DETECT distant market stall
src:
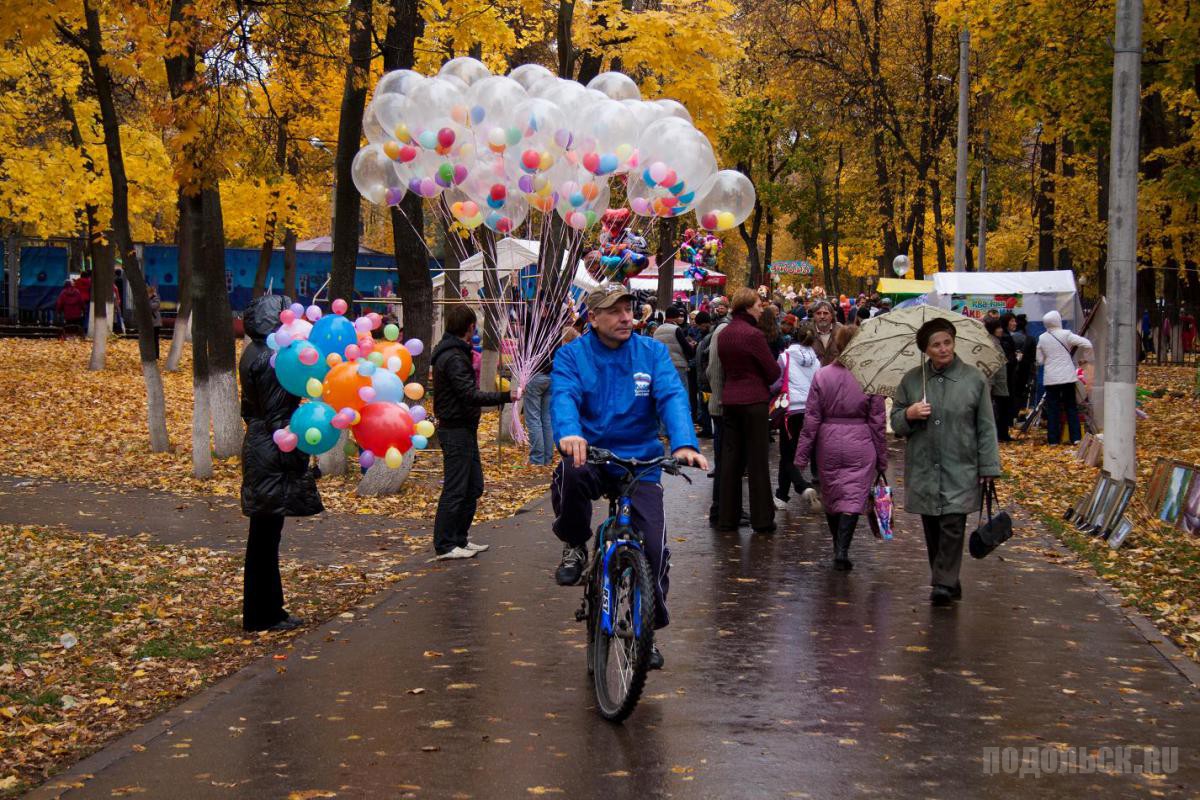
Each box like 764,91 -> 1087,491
926,270 -> 1083,335
876,277 -> 934,303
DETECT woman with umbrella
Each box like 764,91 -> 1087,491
890,318 -> 1001,606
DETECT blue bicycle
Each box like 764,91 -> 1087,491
575,447 -> 690,722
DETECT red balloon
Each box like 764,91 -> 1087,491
489,183 -> 506,201
582,152 -> 601,174
398,145 -> 417,163
353,402 -> 415,456
437,127 -> 455,148
521,149 -> 541,170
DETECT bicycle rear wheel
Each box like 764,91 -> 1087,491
591,544 -> 655,723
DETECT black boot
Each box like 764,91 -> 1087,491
833,514 -> 855,571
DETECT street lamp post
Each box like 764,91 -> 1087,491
953,28 -> 970,271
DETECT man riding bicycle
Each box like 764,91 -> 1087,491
550,282 -> 709,670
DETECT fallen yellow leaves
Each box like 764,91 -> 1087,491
0,524 -> 385,794
1003,366 -> 1200,665
0,340 -> 549,523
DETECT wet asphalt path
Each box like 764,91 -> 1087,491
28,447 -> 1200,799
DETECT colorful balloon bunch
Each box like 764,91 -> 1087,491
679,228 -> 723,284
353,58 -> 757,239
265,298 -> 434,469
586,209 -> 649,282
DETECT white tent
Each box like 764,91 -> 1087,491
926,270 -> 1083,333
429,238 -> 597,340
444,237 -> 597,297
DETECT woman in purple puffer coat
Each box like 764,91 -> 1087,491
794,325 -> 887,570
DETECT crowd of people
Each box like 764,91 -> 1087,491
235,281 -> 1097,644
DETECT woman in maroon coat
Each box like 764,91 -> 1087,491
716,287 -> 782,533
794,325 -> 887,570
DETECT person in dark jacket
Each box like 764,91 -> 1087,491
239,294 -> 323,632
716,287 -> 782,533
431,304 -> 516,559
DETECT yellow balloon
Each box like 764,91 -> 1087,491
404,382 -> 425,401
415,420 -> 435,438
716,211 -> 737,231
385,446 -> 403,469
495,375 -> 510,391
383,140 -> 401,160
394,123 -> 410,143
306,377 -> 324,398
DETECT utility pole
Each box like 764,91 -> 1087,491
977,128 -> 989,272
1103,0 -> 1141,483
953,28 -> 969,271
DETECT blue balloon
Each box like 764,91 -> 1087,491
642,168 -> 656,188
471,105 -> 485,124
274,341 -> 330,397
598,154 -> 619,174
309,314 -> 357,359
371,369 -> 405,403
291,400 -> 339,455
487,196 -> 504,209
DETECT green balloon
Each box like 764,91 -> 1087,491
343,439 -> 358,456
384,324 -> 400,341
305,427 -> 322,446
505,126 -> 522,146
438,162 -> 454,183
368,351 -> 385,366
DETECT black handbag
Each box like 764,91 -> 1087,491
969,482 -> 1013,559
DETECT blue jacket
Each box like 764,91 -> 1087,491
550,331 -> 698,482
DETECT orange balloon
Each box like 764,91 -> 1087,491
375,342 -> 413,377
322,361 -> 372,411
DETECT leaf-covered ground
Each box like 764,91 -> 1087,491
0,339 -> 550,521
1002,365 -> 1200,664
0,524 -> 408,795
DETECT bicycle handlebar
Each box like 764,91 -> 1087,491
586,447 -> 686,476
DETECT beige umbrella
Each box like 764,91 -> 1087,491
837,305 -> 1004,397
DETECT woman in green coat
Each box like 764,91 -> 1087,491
890,318 -> 1002,606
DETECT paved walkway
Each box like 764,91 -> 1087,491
15,447 -> 1200,799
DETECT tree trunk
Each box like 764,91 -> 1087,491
200,186 -> 242,458
357,447 -> 415,495
318,430 -> 348,477
815,168 -> 832,291
557,0 -> 575,78
73,0 -> 168,451
329,0 -> 373,307
929,174 -> 947,276
183,189 -> 211,476
385,0 -> 433,389
656,217 -> 679,309
832,144 -> 843,296
1037,136 -> 1056,269
253,208 -> 277,298
283,228 -> 298,299
1057,135 -> 1074,271
167,193 -> 193,373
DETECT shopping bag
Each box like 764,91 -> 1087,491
867,473 -> 893,540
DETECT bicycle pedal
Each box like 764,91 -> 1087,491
574,607 -> 587,622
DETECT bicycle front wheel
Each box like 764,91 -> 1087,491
592,544 -> 656,723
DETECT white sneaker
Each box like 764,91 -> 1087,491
435,546 -> 478,560
773,496 -> 789,510
464,541 -> 490,552
803,488 -> 823,513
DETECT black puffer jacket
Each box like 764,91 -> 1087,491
431,333 -> 511,429
239,295 -> 323,518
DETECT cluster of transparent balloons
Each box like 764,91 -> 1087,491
351,58 -> 756,234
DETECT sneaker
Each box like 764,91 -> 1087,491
648,645 -> 665,671
773,495 -> 789,510
436,546 -> 478,560
802,488 -> 823,513
463,541 -> 490,552
555,545 -> 588,586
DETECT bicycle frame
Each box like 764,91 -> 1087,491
594,493 -> 645,639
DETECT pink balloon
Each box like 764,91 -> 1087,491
359,386 -> 377,403
275,330 -> 292,348
280,309 -> 295,325
273,429 -> 297,453
331,413 -> 351,430
359,337 -> 375,353
298,346 -> 320,366
404,338 -> 424,357
630,197 -> 651,215
306,304 -> 322,322
354,317 -> 372,334
344,344 -> 361,361
332,298 -> 349,315
367,313 -> 382,330
648,161 -> 669,183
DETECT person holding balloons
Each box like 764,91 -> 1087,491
238,294 -> 324,632
430,304 -> 519,560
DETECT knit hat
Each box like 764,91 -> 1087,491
916,317 -> 957,351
